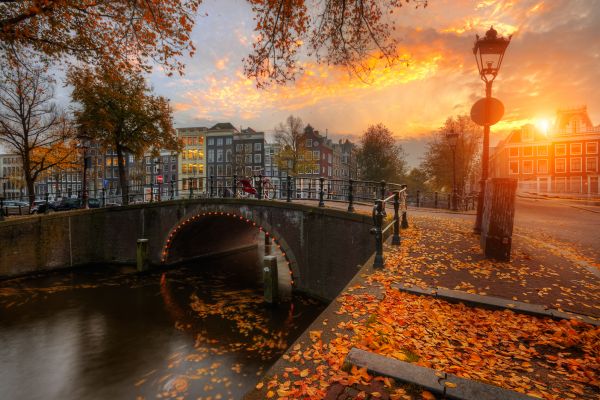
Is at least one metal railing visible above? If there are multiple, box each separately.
[408,190,477,211]
[371,185,408,269]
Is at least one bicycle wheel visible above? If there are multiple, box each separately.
[263,181,274,200]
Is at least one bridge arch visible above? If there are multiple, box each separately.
[160,210,299,286]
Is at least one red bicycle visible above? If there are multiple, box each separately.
[235,177,274,199]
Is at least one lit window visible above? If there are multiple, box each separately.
[555,158,566,173]
[570,157,582,172]
[570,143,582,155]
[522,160,533,174]
[586,157,597,172]
[586,142,598,154]
[306,139,312,148]
[555,144,566,156]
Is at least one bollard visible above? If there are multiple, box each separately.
[380,180,386,200]
[347,179,355,212]
[264,234,271,256]
[401,185,409,229]
[286,176,292,202]
[392,191,401,245]
[136,238,149,272]
[318,177,325,207]
[263,255,279,304]
[371,200,385,268]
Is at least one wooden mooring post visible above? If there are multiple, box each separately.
[480,178,517,261]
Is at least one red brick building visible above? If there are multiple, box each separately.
[490,106,599,195]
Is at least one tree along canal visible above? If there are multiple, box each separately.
[0,250,325,400]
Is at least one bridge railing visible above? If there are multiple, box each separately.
[34,176,409,213]
[408,190,477,211]
[370,185,408,269]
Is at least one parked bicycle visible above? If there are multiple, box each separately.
[235,176,274,200]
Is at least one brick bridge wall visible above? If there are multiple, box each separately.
[0,199,375,300]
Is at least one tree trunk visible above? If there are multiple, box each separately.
[116,144,129,205]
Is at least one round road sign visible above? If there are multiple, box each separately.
[470,97,504,126]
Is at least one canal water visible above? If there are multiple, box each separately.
[0,250,324,400]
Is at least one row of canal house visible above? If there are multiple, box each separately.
[490,106,600,195]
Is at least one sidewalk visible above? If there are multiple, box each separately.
[247,213,600,400]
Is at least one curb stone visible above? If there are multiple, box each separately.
[346,348,537,400]
[392,283,600,326]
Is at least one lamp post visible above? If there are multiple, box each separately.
[445,128,459,211]
[154,156,163,202]
[76,133,92,209]
[472,26,511,233]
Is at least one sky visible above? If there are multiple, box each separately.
[145,0,600,166]
[7,0,599,166]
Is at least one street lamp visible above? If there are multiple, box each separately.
[445,128,459,211]
[77,133,92,209]
[154,156,163,202]
[472,26,511,233]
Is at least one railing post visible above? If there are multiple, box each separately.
[318,177,325,207]
[308,180,312,200]
[102,188,106,206]
[231,175,237,198]
[434,192,438,208]
[371,199,385,268]
[150,182,154,202]
[286,176,292,202]
[392,191,401,245]
[209,175,214,197]
[380,180,386,200]
[416,190,420,207]
[257,174,263,199]
[347,179,355,212]
[44,192,49,214]
[401,185,409,229]
[170,180,174,200]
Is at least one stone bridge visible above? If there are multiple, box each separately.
[0,198,376,300]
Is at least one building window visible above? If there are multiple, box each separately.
[236,144,243,152]
[208,165,214,177]
[570,143,582,155]
[217,149,223,162]
[254,154,261,164]
[570,157,582,172]
[569,176,582,193]
[236,155,242,164]
[523,146,533,157]
[182,164,188,174]
[217,165,223,176]
[509,147,519,157]
[586,157,597,172]
[226,165,232,176]
[208,138,214,146]
[314,141,319,147]
[586,142,598,154]
[522,160,533,174]
[555,158,566,173]
[509,160,519,174]
[537,145,548,156]
[216,138,223,146]
[226,149,232,162]
[306,139,312,147]
[254,142,262,151]
[265,155,272,165]
[555,144,566,156]
[244,143,252,153]
[537,159,548,174]
[245,154,252,164]
[226,138,232,145]
[313,150,320,160]
[208,149,214,163]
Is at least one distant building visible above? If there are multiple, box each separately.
[298,125,333,178]
[0,154,26,200]
[490,106,599,194]
[177,126,206,193]
[234,127,265,177]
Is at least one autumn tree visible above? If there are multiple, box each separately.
[0,0,200,75]
[68,65,180,205]
[356,123,406,183]
[0,56,76,206]
[273,115,313,175]
[421,115,481,194]
[1,1,427,85]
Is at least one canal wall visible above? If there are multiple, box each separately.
[0,199,375,300]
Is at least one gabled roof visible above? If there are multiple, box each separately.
[209,122,237,131]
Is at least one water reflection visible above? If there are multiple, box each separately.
[0,250,324,400]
